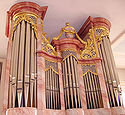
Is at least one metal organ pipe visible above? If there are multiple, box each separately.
[70,56,77,108]
[86,72,93,108]
[55,72,58,109]
[62,55,81,109]
[96,30,122,107]
[62,62,67,109]
[83,70,103,109]
[8,21,37,108]
[89,72,96,108]
[67,57,74,108]
[9,25,17,108]
[17,21,25,107]
[24,22,30,107]
[98,44,113,107]
[64,59,70,109]
[13,23,21,108]
[30,27,36,107]
[101,40,116,107]
[53,72,56,109]
[45,62,61,109]
[73,58,81,108]
[105,38,121,106]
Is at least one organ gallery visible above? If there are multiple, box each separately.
[1,1,125,115]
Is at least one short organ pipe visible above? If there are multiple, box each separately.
[83,71,103,109]
[45,67,61,109]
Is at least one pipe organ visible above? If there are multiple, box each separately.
[3,2,125,115]
[82,64,103,109]
[95,28,122,107]
[5,2,48,110]
[8,17,37,107]
[78,16,122,109]
[61,51,81,109]
[45,60,61,109]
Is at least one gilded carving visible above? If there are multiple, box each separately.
[52,22,99,59]
[12,12,38,39]
[41,21,57,56]
[80,28,98,59]
[94,26,110,47]
[53,23,87,45]
[45,60,58,74]
[41,31,57,56]
[81,64,97,76]
[52,23,98,59]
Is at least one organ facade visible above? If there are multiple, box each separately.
[1,1,125,115]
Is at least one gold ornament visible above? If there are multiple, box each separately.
[11,12,38,39]
[80,28,98,59]
[41,23,57,56]
[53,23,87,45]
[94,26,110,47]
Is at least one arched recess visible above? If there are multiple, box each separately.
[62,55,81,109]
[83,70,103,109]
[45,67,61,109]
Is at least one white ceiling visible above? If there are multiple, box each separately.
[0,0,125,68]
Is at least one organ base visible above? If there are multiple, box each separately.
[6,107,125,115]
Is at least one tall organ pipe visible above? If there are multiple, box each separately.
[62,62,66,108]
[9,26,17,108]
[17,21,25,107]
[104,38,120,105]
[8,21,37,108]
[30,27,35,107]
[67,57,74,108]
[101,40,116,106]
[98,44,112,106]
[24,22,30,107]
[70,56,77,107]
[64,60,70,109]
[62,56,81,109]
[73,58,81,107]
[34,33,37,107]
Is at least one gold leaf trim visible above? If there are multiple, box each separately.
[45,66,59,74]
[41,24,57,56]
[94,26,110,47]
[80,28,98,59]
[83,69,98,76]
[11,12,39,40]
[41,22,57,56]
[61,54,78,63]
[52,23,87,45]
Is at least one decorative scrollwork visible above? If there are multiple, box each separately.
[94,26,109,47]
[12,12,38,39]
[80,28,98,59]
[53,23,87,45]
[53,22,99,59]
[41,24,57,56]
